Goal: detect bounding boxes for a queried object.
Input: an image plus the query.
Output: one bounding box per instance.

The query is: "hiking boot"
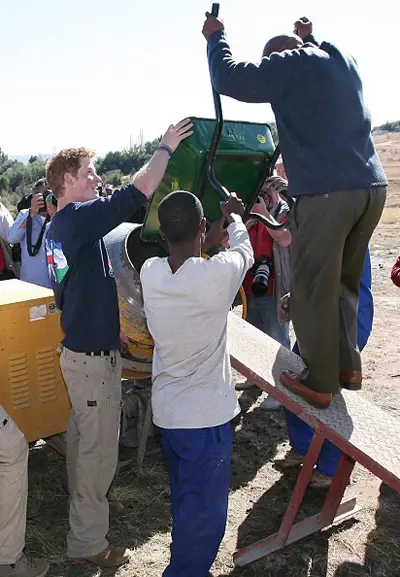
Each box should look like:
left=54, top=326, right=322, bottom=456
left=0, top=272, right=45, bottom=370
left=72, top=546, right=132, bottom=568
left=0, top=555, right=49, bottom=577
left=259, top=395, right=281, bottom=411
left=310, top=471, right=333, bottom=489
left=276, top=449, right=305, bottom=469
left=235, top=378, right=257, bottom=391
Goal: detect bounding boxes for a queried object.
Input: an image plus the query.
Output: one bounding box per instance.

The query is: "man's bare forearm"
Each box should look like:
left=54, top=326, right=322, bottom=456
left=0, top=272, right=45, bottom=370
left=131, top=150, right=170, bottom=199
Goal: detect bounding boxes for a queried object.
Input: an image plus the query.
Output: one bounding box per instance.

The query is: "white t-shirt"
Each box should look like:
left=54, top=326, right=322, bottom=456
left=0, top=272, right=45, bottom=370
left=140, top=219, right=254, bottom=429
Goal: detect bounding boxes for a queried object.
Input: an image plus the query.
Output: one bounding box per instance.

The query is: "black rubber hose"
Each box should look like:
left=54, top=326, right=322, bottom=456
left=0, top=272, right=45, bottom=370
left=205, top=3, right=294, bottom=229
left=205, top=3, right=230, bottom=201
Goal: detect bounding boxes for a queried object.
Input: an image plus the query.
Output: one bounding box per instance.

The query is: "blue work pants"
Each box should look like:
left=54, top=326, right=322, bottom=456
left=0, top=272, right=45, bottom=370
left=161, top=423, right=232, bottom=577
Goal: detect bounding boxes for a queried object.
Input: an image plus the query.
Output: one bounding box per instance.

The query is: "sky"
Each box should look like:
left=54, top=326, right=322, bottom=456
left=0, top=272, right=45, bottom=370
left=1, top=0, right=399, bottom=156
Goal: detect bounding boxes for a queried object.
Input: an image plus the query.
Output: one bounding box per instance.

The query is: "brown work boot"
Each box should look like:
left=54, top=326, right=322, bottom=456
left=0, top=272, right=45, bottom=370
left=276, top=449, right=305, bottom=469
left=280, top=371, right=333, bottom=409
left=310, top=471, right=333, bottom=489
left=339, top=369, right=362, bottom=391
left=72, top=546, right=132, bottom=568
left=0, top=555, right=49, bottom=577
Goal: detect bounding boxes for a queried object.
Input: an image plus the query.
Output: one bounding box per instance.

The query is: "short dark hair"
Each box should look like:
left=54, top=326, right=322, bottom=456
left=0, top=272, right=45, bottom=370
left=158, top=191, right=203, bottom=244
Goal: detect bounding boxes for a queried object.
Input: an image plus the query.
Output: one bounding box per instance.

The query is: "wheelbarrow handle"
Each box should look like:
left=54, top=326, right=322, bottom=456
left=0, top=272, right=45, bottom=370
left=211, top=3, right=220, bottom=17
left=206, top=3, right=230, bottom=202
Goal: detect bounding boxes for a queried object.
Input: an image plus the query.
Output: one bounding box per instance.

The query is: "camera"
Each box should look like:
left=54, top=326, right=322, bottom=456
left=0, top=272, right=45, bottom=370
left=251, top=257, right=273, bottom=296
left=43, top=191, right=57, bottom=208
left=17, top=190, right=57, bottom=213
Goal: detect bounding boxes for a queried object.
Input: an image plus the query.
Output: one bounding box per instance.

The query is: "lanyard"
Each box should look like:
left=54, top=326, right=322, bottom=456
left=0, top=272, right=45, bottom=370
left=26, top=213, right=49, bottom=257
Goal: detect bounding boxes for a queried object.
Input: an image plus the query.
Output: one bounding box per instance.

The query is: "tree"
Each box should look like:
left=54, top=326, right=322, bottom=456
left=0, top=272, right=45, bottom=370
left=103, top=170, right=123, bottom=186
left=373, top=120, right=400, bottom=132
left=0, top=148, right=14, bottom=174
left=29, top=155, right=38, bottom=164
left=0, top=173, right=10, bottom=191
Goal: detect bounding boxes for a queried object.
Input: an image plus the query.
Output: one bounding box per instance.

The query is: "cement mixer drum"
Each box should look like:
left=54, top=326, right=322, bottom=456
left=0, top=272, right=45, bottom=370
left=104, top=222, right=166, bottom=373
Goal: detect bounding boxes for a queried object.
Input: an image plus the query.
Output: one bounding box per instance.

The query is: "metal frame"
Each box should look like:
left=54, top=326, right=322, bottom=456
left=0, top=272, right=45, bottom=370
left=233, top=425, right=358, bottom=566
left=228, top=314, right=400, bottom=568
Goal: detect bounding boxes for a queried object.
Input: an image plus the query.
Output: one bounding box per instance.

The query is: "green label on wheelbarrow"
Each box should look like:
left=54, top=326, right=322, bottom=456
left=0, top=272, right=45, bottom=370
left=141, top=117, right=275, bottom=243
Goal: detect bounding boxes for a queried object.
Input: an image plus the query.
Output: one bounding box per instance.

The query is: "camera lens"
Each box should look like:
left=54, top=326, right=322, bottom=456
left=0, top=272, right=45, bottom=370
left=251, top=260, right=272, bottom=296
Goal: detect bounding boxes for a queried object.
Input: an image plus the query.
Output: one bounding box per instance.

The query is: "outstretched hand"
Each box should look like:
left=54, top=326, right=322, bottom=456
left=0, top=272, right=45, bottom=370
left=160, top=119, right=193, bottom=153
left=202, top=12, right=224, bottom=41
left=251, top=196, right=269, bottom=217
left=294, top=16, right=312, bottom=39
left=220, top=193, right=245, bottom=223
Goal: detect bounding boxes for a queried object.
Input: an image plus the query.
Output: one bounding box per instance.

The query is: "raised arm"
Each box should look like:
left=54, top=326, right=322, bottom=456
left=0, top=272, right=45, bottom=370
left=203, top=15, right=298, bottom=104
left=132, top=119, right=193, bottom=196
left=69, top=120, right=193, bottom=246
left=7, top=210, right=28, bottom=244
left=205, top=195, right=254, bottom=306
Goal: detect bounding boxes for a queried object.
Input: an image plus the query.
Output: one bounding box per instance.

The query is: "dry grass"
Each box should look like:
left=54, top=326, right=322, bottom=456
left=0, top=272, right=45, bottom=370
left=26, top=387, right=400, bottom=577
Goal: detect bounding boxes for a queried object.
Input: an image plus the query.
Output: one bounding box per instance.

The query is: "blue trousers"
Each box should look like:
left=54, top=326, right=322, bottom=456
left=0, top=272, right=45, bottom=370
left=247, top=294, right=290, bottom=348
left=286, top=249, right=373, bottom=477
left=161, top=423, right=233, bottom=577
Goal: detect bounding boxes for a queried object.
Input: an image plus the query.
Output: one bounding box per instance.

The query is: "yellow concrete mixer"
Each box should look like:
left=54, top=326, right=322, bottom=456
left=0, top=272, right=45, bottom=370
left=104, top=222, right=166, bottom=380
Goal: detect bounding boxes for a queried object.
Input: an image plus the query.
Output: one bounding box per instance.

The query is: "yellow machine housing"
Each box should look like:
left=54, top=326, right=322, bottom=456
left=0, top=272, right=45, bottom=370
left=0, top=279, right=70, bottom=442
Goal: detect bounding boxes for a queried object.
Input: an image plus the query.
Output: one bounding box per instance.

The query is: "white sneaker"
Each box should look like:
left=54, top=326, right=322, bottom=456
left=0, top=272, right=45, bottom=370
left=0, top=555, right=49, bottom=577
left=259, top=395, right=281, bottom=411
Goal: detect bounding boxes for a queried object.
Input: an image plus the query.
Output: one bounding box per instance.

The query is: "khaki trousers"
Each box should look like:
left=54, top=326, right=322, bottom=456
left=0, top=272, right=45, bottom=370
left=0, top=405, right=28, bottom=565
left=290, top=187, right=386, bottom=393
left=60, top=348, right=122, bottom=559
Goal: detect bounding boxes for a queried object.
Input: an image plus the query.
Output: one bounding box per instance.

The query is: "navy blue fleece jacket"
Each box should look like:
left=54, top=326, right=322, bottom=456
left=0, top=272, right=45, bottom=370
left=46, top=185, right=147, bottom=352
left=207, top=31, right=387, bottom=196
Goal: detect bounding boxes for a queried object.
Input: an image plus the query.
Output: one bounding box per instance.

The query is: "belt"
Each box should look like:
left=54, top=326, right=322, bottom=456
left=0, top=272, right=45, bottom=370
left=85, top=350, right=111, bottom=357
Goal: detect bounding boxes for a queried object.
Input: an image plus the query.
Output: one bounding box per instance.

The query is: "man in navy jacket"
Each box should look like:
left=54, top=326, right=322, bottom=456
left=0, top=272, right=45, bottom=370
left=46, top=120, right=192, bottom=568
left=203, top=14, right=387, bottom=407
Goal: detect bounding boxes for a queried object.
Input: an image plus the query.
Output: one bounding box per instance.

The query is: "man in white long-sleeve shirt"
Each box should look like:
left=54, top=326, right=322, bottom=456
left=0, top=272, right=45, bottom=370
left=140, top=191, right=254, bottom=577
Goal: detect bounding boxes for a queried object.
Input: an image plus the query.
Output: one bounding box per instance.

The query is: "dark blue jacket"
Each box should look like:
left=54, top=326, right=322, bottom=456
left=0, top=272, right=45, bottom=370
left=46, top=185, right=146, bottom=352
left=207, top=31, right=387, bottom=196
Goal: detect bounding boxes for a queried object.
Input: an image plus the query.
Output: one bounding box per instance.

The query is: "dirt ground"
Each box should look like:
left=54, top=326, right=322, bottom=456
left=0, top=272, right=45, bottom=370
left=26, top=134, right=400, bottom=577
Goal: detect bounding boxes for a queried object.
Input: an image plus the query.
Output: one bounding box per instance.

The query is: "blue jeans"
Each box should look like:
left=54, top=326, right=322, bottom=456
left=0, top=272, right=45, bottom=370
left=285, top=249, right=373, bottom=477
left=247, top=294, right=290, bottom=348
left=161, top=423, right=232, bottom=577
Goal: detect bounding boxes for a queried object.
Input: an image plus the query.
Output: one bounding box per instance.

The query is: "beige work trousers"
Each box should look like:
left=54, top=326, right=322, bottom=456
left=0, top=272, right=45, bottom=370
left=60, top=348, right=122, bottom=559
left=0, top=405, right=28, bottom=565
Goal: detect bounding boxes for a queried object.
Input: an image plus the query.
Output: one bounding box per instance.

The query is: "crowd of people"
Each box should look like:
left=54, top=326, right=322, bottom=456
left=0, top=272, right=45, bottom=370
left=0, top=13, right=398, bottom=577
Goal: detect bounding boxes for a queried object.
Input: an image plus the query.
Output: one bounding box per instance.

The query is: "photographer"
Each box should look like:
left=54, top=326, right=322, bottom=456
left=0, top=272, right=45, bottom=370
left=8, top=179, right=55, bottom=288
left=237, top=176, right=291, bottom=410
